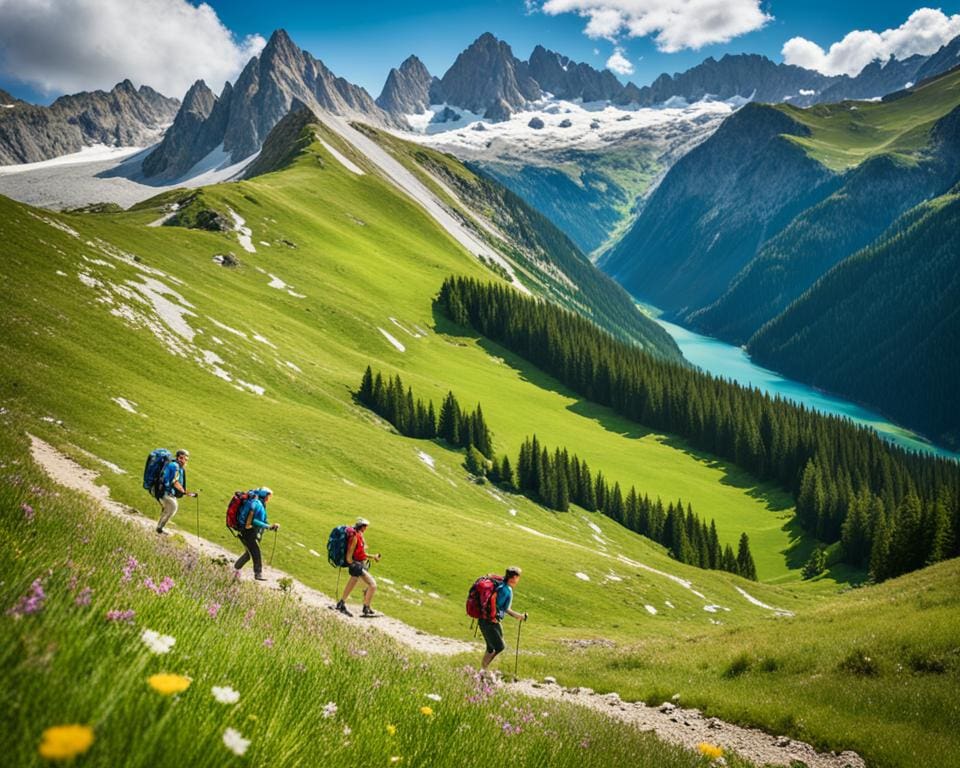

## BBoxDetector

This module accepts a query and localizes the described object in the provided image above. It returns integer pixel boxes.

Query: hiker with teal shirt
[156,449,197,534]
[336,518,381,617]
[480,566,527,674]
[234,488,279,581]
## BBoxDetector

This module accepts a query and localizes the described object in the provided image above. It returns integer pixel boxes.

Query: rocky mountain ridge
[0,80,178,165]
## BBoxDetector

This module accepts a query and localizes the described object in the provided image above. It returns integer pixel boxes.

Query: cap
[257,487,273,498]
[355,517,370,528]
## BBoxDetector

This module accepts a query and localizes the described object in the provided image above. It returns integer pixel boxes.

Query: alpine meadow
[2,6,959,768]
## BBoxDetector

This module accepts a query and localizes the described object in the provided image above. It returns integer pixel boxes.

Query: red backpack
[466,574,503,620]
[225,491,252,531]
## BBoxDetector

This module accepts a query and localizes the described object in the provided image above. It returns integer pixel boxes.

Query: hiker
[336,517,381,617]
[480,566,527,673]
[156,449,197,534]
[234,488,279,581]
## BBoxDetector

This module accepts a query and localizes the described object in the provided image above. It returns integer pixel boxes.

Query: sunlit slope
[1,130,808,646]
[777,65,960,170]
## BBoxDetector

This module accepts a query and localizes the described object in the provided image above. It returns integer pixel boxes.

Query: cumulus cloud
[606,47,635,74]
[782,7,960,76]
[537,0,772,52]
[0,0,266,100]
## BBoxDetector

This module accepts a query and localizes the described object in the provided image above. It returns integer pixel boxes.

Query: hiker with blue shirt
[234,488,279,581]
[480,566,527,674]
[155,449,197,534]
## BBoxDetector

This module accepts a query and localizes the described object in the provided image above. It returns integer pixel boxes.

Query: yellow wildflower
[698,742,724,760]
[147,673,191,696]
[419,705,434,717]
[386,724,397,736]
[38,724,94,760]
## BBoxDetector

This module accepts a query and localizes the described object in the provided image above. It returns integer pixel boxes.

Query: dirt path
[29,435,864,768]
[27,435,473,656]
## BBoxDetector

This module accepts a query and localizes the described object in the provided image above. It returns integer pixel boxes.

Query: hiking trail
[29,435,864,768]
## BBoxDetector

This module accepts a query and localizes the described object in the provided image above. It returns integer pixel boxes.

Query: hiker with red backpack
[233,488,278,581]
[469,566,527,674]
[335,518,381,617]
[155,449,197,535]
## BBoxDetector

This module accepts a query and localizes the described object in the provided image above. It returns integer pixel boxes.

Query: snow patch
[236,380,265,396]
[390,317,421,338]
[617,555,707,599]
[665,600,674,609]
[587,521,603,535]
[309,549,321,557]
[319,139,365,175]
[734,586,794,617]
[508,509,517,517]
[284,361,302,373]
[645,604,658,615]
[378,328,405,352]
[0,144,143,175]
[28,210,79,238]
[341,477,357,487]
[208,318,247,338]
[604,572,622,582]
[253,333,276,349]
[417,450,435,469]
[227,208,256,253]
[111,397,139,414]
[78,272,102,288]
[574,572,590,581]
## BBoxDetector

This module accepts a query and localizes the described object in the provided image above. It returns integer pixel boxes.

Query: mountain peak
[377,55,435,114]
[243,101,320,179]
[181,80,215,113]
[262,28,302,64]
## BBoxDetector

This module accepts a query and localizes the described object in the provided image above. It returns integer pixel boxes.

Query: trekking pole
[513,618,523,681]
[269,528,278,567]
[335,567,342,601]
[195,490,202,546]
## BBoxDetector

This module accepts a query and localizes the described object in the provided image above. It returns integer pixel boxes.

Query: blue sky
[1,1,958,103]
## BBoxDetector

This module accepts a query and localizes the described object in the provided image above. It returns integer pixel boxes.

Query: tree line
[356,367,757,580]
[357,366,492,457]
[436,276,960,581]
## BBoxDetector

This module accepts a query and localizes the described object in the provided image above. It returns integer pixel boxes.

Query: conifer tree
[736,533,758,581]
[359,365,374,405]
[500,455,515,490]
[721,544,739,575]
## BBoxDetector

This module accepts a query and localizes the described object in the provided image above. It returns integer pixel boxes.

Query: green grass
[2,126,958,767]
[776,67,960,171]
[1,424,745,768]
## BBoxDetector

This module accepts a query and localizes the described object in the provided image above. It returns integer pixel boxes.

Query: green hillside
[777,66,960,171]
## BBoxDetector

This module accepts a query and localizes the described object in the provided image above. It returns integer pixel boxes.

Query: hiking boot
[336,599,353,616]
[254,574,267,581]
[362,605,377,617]
[155,527,167,535]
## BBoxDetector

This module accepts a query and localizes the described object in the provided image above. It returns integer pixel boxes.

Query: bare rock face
[0,80,179,165]
[527,45,624,102]
[142,28,392,179]
[376,56,436,115]
[434,32,541,120]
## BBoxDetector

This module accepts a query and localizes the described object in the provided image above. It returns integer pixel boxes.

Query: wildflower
[350,648,368,658]
[121,556,139,583]
[212,686,240,705]
[322,702,338,719]
[425,693,442,701]
[698,743,724,760]
[343,725,352,736]
[143,576,175,595]
[37,724,94,760]
[74,587,93,607]
[147,673,191,696]
[242,608,255,628]
[21,503,35,522]
[8,578,46,618]
[419,706,434,717]
[207,602,221,619]
[389,758,403,765]
[579,737,591,749]
[263,637,274,649]
[386,724,397,736]
[105,609,135,623]
[140,628,176,654]
[223,728,250,757]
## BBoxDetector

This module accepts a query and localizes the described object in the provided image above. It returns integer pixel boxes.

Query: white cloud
[782,7,960,76]
[538,0,772,52]
[606,47,635,74]
[0,0,265,100]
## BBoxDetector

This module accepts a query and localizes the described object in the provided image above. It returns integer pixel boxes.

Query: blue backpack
[143,448,172,500]
[327,525,355,568]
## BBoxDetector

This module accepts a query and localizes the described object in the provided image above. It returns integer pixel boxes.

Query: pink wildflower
[263,637,274,649]
[8,578,46,617]
[207,602,221,619]
[21,503,34,522]
[105,609,136,623]
[142,576,175,595]
[121,556,139,583]
[74,587,93,607]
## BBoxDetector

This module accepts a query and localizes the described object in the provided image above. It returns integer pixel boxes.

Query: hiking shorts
[478,618,505,654]
[348,560,371,578]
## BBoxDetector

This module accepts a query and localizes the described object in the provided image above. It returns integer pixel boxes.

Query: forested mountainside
[749,189,960,449]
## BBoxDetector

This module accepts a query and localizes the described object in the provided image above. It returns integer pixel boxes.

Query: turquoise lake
[656,317,960,462]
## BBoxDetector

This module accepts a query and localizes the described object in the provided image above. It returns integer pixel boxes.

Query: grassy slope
[777,67,960,170]
[3,129,959,767]
[0,425,739,768]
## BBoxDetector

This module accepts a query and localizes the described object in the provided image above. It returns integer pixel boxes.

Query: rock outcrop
[376,56,436,114]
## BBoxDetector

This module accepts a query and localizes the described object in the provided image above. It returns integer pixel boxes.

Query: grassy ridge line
[0,422,743,768]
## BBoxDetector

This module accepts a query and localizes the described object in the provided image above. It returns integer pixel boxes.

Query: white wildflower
[223,727,250,756]
[212,686,240,704]
[343,725,352,736]
[426,693,442,701]
[322,701,338,719]
[140,628,175,654]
